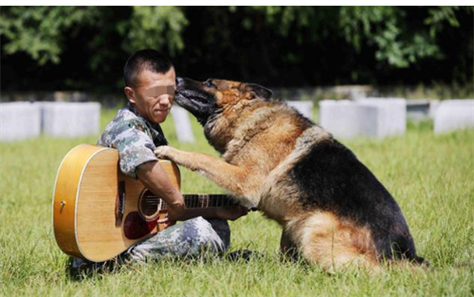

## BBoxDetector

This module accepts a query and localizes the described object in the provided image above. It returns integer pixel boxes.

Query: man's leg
[127,216,230,261]
[70,216,231,271]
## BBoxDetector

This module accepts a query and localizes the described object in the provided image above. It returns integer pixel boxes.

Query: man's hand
[157,203,185,227]
[158,205,249,225]
[166,203,186,223]
[215,205,249,221]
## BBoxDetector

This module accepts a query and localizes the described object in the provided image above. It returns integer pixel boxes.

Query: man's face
[125,67,176,124]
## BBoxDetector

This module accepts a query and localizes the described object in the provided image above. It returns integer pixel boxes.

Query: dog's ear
[247,83,273,101]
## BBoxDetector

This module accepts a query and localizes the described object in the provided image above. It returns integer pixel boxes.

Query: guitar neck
[162,194,237,210]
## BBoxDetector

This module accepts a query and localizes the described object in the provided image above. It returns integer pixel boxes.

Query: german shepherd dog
[155,77,426,271]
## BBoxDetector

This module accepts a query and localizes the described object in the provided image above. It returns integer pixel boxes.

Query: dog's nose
[176,77,184,85]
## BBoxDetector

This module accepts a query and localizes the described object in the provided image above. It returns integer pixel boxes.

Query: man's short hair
[124,49,173,88]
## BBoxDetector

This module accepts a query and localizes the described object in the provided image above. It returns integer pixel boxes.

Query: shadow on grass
[66,249,265,281]
[66,254,129,281]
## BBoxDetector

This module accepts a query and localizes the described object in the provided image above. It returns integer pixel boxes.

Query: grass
[1,107,473,297]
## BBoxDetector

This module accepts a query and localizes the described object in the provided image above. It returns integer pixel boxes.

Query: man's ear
[124,86,136,104]
[247,83,273,101]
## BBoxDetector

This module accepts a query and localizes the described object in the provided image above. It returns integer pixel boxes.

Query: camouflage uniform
[97,102,169,180]
[72,103,230,269]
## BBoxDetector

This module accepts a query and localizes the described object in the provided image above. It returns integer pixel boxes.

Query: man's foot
[68,256,127,279]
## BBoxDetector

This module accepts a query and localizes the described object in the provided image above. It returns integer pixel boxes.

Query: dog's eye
[204,79,216,89]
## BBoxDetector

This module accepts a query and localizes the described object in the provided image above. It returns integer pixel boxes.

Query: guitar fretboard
[161,194,237,209]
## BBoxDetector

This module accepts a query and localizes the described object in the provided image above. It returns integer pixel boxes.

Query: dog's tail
[397,238,429,268]
[408,254,430,268]
[377,235,429,268]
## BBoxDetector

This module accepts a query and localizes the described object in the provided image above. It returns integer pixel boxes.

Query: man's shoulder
[115,104,142,122]
[98,105,150,146]
[109,104,153,130]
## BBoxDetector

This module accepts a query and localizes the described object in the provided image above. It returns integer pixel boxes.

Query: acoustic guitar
[52,144,236,262]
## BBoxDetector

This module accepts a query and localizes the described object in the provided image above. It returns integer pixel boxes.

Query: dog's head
[175,77,273,125]
[174,77,274,153]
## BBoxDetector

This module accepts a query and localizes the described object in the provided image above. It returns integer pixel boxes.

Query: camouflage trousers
[127,217,230,261]
[72,217,230,268]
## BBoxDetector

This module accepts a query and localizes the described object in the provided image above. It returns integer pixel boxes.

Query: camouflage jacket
[97,103,168,179]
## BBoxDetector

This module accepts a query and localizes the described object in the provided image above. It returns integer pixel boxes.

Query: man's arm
[136,160,185,222]
[136,161,248,223]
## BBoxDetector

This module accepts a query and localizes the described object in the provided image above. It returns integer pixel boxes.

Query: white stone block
[357,98,406,138]
[38,102,101,137]
[434,100,474,134]
[286,101,314,120]
[319,100,378,139]
[319,99,406,140]
[361,97,405,101]
[406,99,430,121]
[0,102,41,142]
[406,99,440,121]
[428,100,440,119]
[170,105,195,143]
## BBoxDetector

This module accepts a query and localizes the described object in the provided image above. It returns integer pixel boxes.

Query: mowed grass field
[1,106,473,297]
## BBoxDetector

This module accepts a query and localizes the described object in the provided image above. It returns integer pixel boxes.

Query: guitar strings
[140,194,236,208]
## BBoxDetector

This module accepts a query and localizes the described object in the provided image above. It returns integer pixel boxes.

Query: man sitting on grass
[72,49,249,270]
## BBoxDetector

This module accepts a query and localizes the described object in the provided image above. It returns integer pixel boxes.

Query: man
[72,49,248,270]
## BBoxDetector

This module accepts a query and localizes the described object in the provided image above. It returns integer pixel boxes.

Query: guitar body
[52,144,180,262]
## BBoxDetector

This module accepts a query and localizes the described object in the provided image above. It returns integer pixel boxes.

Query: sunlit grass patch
[1,108,473,297]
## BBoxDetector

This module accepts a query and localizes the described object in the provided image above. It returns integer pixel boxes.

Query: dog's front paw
[154,146,175,160]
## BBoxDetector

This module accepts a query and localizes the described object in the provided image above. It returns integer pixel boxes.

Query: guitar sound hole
[138,189,161,221]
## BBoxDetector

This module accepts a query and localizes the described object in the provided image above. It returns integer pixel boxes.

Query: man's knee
[182,217,228,252]
[126,216,229,262]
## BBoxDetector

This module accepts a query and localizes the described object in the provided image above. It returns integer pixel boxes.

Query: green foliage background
[1,6,473,93]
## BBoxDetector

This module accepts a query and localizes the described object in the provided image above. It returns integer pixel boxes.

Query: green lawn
[1,108,473,297]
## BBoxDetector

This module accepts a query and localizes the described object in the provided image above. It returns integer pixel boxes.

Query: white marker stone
[170,105,195,143]
[319,99,406,139]
[406,99,440,121]
[319,100,377,139]
[0,102,41,142]
[286,101,314,120]
[357,98,406,138]
[434,100,474,134]
[38,102,101,138]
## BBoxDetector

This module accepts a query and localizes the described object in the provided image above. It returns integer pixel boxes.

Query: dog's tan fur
[154,79,386,271]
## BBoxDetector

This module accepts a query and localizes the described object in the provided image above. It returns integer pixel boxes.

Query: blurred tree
[0,7,101,65]
[123,7,188,56]
[0,6,472,92]
[339,6,464,68]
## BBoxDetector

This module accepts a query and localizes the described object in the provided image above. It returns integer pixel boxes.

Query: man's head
[124,49,176,124]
